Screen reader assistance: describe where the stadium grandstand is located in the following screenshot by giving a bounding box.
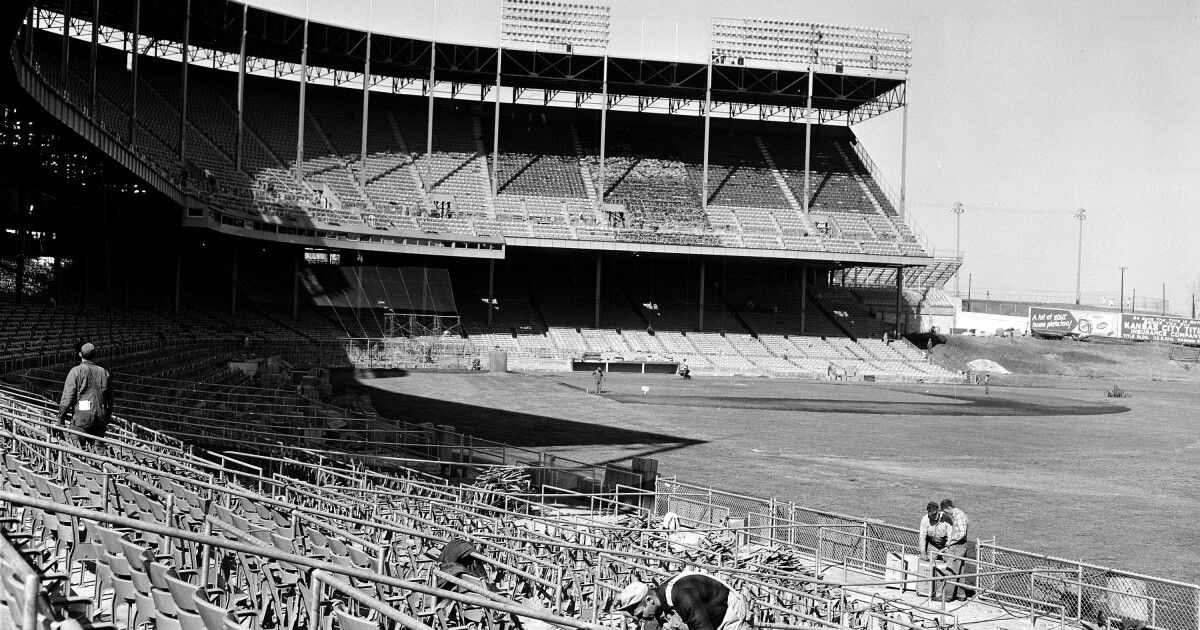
[6,2,1196,630]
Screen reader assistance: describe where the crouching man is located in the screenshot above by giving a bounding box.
[617,572,752,630]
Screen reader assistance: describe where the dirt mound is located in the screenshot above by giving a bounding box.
[932,336,1199,380]
[966,359,1009,374]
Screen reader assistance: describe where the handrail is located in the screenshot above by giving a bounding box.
[0,491,615,630]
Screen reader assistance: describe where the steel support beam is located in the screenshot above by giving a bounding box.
[129,0,139,145]
[597,55,608,209]
[487,259,494,327]
[292,249,300,320]
[698,258,706,331]
[594,253,601,329]
[296,19,308,185]
[800,264,807,333]
[360,33,371,190]
[802,70,814,213]
[15,188,27,306]
[425,42,435,195]
[179,0,189,160]
[895,266,903,336]
[700,59,712,210]
[231,248,238,316]
[899,88,908,220]
[61,0,69,92]
[173,248,180,314]
[89,0,98,116]
[235,4,246,171]
[492,48,502,200]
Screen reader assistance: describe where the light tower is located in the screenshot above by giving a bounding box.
[1074,207,1087,305]
[951,201,964,295]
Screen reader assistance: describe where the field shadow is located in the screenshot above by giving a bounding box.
[336,371,705,450]
[603,389,1130,417]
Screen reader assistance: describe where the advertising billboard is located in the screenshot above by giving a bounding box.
[1120,314,1200,345]
[1028,307,1119,338]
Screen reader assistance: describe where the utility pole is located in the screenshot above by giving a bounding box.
[966,273,972,312]
[1119,266,1127,314]
[1074,208,1086,305]
[951,201,964,296]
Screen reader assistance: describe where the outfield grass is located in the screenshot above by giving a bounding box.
[343,368,1200,584]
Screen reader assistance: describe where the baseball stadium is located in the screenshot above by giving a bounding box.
[1,2,1198,630]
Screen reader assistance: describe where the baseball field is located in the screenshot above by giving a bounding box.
[338,337,1200,584]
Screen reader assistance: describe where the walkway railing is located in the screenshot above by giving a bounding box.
[654,478,1200,630]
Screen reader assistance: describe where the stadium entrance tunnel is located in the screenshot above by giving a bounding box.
[601,385,1130,417]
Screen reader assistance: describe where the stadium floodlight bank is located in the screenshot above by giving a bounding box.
[711,18,911,77]
[501,0,610,52]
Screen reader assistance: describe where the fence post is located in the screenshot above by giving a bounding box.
[817,527,824,574]
[862,520,868,566]
[1077,563,1083,624]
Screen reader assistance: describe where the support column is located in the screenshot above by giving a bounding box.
[700,58,713,210]
[82,236,90,311]
[292,249,300,320]
[594,254,601,329]
[53,251,62,307]
[179,0,189,160]
[89,0,98,116]
[123,251,130,311]
[491,47,502,199]
[15,188,27,306]
[895,266,903,336]
[235,4,246,171]
[129,0,139,145]
[61,0,69,90]
[597,55,608,210]
[230,249,238,316]
[800,265,807,334]
[487,259,495,327]
[23,5,32,57]
[899,92,909,220]
[698,259,706,332]
[425,42,436,195]
[359,33,371,190]
[296,19,309,185]
[101,192,111,304]
[173,248,181,314]
[802,70,814,213]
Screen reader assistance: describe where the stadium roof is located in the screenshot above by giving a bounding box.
[32,0,906,123]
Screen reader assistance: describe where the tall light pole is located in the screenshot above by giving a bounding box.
[1074,208,1086,305]
[951,201,964,295]
[1119,266,1127,313]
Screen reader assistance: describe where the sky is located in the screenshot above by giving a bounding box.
[247,0,1200,312]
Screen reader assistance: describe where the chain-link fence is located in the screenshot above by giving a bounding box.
[978,542,1199,630]
[656,479,1200,630]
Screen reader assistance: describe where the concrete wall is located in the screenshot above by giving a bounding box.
[954,311,1029,335]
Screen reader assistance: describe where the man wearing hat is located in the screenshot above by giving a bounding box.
[58,341,113,451]
[617,572,752,630]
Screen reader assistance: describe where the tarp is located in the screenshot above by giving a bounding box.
[302,265,458,314]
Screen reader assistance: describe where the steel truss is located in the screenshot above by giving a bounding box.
[31,0,904,124]
[383,313,462,339]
